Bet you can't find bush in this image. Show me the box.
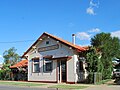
[0,70,5,80]
[86,72,102,84]
[0,64,12,80]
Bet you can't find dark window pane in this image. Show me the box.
[44,58,53,72]
[34,64,39,72]
[46,41,49,45]
[46,62,52,71]
[79,61,84,71]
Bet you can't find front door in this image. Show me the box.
[61,60,66,82]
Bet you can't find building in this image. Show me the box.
[10,59,28,81]
[22,32,87,84]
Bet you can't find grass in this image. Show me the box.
[0,81,46,87]
[49,85,88,89]
[95,79,112,85]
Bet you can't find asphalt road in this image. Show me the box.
[0,85,59,90]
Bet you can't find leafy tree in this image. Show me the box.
[3,47,20,66]
[1,64,11,80]
[0,47,20,80]
[91,32,120,79]
[86,46,103,83]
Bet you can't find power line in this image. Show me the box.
[0,40,35,44]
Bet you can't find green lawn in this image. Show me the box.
[49,85,88,89]
[95,79,112,85]
[0,81,46,87]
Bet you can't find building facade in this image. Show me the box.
[22,32,87,84]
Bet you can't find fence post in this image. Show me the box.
[94,72,96,84]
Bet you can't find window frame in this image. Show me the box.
[32,58,40,73]
[46,41,50,45]
[43,58,53,72]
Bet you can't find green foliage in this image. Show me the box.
[91,32,120,79]
[0,70,5,80]
[0,64,11,80]
[3,47,20,66]
[86,47,103,83]
[86,47,103,72]
[0,47,20,80]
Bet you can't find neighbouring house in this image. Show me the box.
[22,32,87,84]
[112,58,120,79]
[10,59,28,81]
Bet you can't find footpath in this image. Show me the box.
[84,80,120,90]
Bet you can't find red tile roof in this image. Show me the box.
[45,32,86,51]
[22,32,87,58]
[10,60,28,69]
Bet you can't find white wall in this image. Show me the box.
[28,58,57,81]
[27,36,76,82]
[67,54,79,83]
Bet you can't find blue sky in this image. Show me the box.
[0,0,120,63]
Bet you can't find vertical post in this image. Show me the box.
[94,72,96,84]
[60,61,61,83]
[72,34,76,45]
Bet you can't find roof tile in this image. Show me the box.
[22,32,87,57]
[10,60,28,69]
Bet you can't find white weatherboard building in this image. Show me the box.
[22,32,87,84]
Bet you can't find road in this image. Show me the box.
[0,85,59,90]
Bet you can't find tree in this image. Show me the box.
[1,47,20,80]
[1,64,11,80]
[91,32,120,79]
[86,46,103,83]
[3,47,20,66]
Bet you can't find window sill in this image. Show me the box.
[32,72,40,73]
[43,71,52,73]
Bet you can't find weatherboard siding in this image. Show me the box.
[27,37,77,82]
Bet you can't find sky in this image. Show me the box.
[0,0,120,63]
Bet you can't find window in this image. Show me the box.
[79,61,84,71]
[46,41,49,45]
[44,58,53,72]
[33,59,40,73]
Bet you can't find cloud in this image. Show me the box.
[86,0,99,15]
[111,30,120,39]
[86,7,96,15]
[0,55,3,64]
[90,0,99,8]
[88,28,101,33]
[76,32,91,40]
[0,55,3,58]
